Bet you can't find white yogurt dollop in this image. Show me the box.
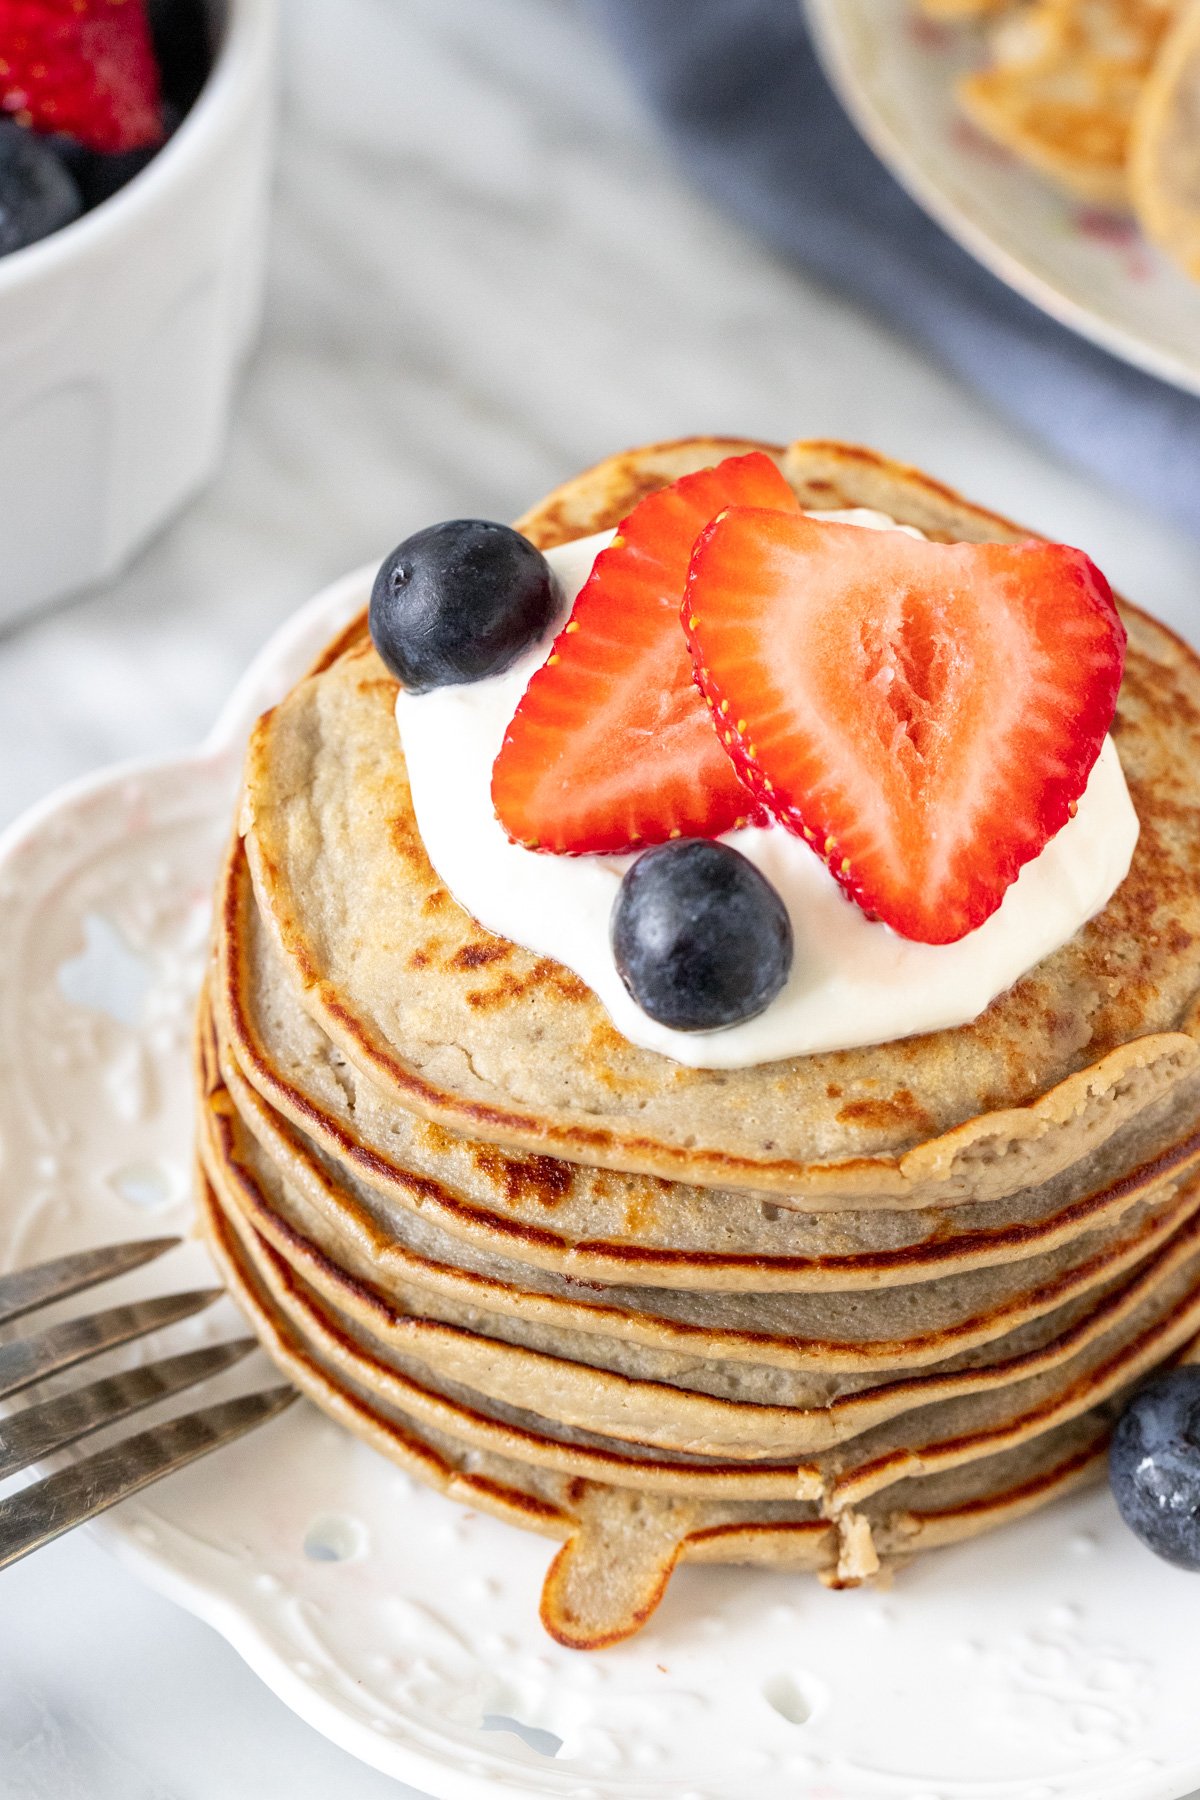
[396,515,1139,1069]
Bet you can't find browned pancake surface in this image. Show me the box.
[238,440,1200,1201]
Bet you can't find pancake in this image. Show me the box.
[1131,0,1200,276]
[204,993,1200,1396]
[204,1156,1127,1520]
[217,873,1200,1292]
[236,439,1200,1204]
[207,1010,1200,1383]
[206,1065,1200,1461]
[957,0,1179,207]
[201,977,1200,1483]
[201,1168,1148,1646]
[201,434,1200,1644]
[921,0,1016,15]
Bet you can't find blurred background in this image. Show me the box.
[3,0,1200,1794]
[5,0,1200,839]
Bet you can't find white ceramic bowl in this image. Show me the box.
[0,0,277,626]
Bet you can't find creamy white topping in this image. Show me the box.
[396,515,1139,1069]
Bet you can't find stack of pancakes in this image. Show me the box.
[197,438,1200,1648]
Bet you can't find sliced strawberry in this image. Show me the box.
[0,0,163,154]
[492,453,801,854]
[683,509,1126,945]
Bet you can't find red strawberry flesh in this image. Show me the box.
[492,453,801,855]
[0,0,163,153]
[683,509,1126,945]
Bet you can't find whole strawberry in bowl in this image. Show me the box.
[2,0,165,149]
[0,0,277,623]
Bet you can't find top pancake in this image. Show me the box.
[240,438,1200,1202]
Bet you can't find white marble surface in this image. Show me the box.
[3,0,1200,1794]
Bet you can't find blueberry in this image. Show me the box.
[0,123,81,258]
[611,840,793,1032]
[1109,1366,1200,1569]
[48,126,171,211]
[369,520,560,693]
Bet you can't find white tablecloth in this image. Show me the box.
[3,2,1200,1794]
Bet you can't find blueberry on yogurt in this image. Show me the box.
[370,520,561,693]
[611,839,793,1032]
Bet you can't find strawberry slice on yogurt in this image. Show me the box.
[491,453,799,855]
[682,508,1126,945]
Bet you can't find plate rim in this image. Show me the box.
[803,0,1200,401]
[102,1519,544,1798]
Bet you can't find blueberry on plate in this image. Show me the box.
[370,520,560,693]
[0,122,82,258]
[1109,1366,1200,1569]
[611,839,793,1032]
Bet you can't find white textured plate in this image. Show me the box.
[805,0,1200,397]
[4,577,1200,1800]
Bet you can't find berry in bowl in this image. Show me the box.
[0,0,276,623]
[0,0,219,255]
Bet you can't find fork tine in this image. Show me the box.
[0,1385,297,1572]
[0,1289,222,1402]
[0,1238,182,1328]
[0,1338,259,1481]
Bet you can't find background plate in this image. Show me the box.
[805,0,1200,398]
[3,577,1200,1799]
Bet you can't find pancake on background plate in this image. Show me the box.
[1131,0,1200,276]
[919,0,1200,283]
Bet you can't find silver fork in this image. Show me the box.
[0,1236,295,1570]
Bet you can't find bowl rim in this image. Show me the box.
[0,0,277,294]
